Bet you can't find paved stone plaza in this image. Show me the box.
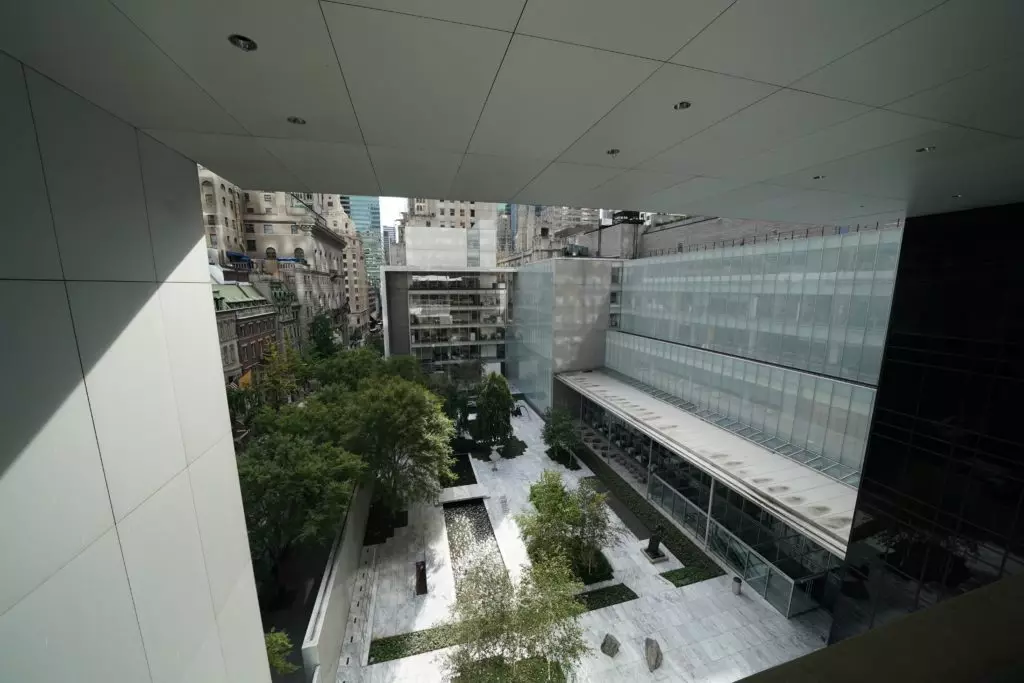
[336,404,829,683]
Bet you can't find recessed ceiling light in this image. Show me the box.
[606,148,621,156]
[916,145,937,153]
[952,193,963,198]
[673,101,692,111]
[812,175,826,180]
[228,34,258,52]
[287,116,307,125]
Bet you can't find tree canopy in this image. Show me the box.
[308,312,337,358]
[542,407,580,464]
[445,555,588,682]
[237,432,364,592]
[474,372,514,445]
[340,376,456,511]
[516,471,622,575]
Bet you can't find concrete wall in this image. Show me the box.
[552,259,616,374]
[384,271,410,356]
[405,226,468,267]
[0,54,268,682]
[301,485,373,683]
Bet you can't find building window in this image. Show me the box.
[206,215,216,226]
[460,209,465,216]
[263,193,273,201]
[246,239,257,251]
[244,222,255,233]
[244,192,250,201]
[328,201,334,207]
[426,221,431,227]
[291,225,299,234]
[223,216,229,227]
[221,196,226,206]
[204,193,214,206]
[265,207,274,214]
[294,247,305,259]
[449,208,455,216]
[541,227,549,237]
[263,224,273,234]
[470,209,475,217]
[246,206,254,213]
[209,234,218,246]
[266,247,277,259]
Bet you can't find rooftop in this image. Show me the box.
[558,369,856,557]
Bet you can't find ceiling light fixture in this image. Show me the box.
[673,100,692,111]
[287,116,307,125]
[916,145,937,153]
[952,193,963,198]
[606,148,620,156]
[812,175,826,180]
[228,34,258,52]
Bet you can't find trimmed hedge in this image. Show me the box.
[576,448,723,582]
[660,566,714,588]
[452,658,566,682]
[576,583,639,611]
[368,624,462,663]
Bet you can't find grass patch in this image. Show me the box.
[660,566,715,588]
[452,657,565,682]
[448,452,477,487]
[368,624,462,664]
[576,583,639,611]
[575,448,723,583]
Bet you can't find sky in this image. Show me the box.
[379,196,406,227]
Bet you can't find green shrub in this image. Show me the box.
[660,566,716,588]
[526,544,614,586]
[451,657,566,682]
[576,583,639,611]
[264,628,298,675]
[575,447,724,581]
[369,624,462,663]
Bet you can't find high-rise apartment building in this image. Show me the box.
[395,198,501,267]
[198,166,244,265]
[381,226,397,266]
[382,267,512,375]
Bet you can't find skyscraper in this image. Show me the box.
[343,196,383,289]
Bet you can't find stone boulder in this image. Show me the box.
[600,633,620,658]
[644,637,663,671]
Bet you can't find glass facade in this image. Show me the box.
[830,204,1024,643]
[605,331,874,483]
[508,261,554,411]
[619,228,901,385]
[577,394,842,617]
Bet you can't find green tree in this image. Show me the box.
[264,629,298,675]
[515,471,622,576]
[341,376,456,512]
[255,343,299,409]
[309,312,337,358]
[237,432,364,599]
[445,555,588,682]
[474,372,514,445]
[542,408,580,466]
[366,330,385,355]
[380,354,427,386]
[312,346,383,390]
[226,385,262,435]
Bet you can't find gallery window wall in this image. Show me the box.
[618,228,901,385]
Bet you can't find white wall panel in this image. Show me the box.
[27,69,156,283]
[158,282,232,463]
[68,281,187,520]
[0,281,113,615]
[0,54,61,280]
[0,530,151,683]
[118,472,222,683]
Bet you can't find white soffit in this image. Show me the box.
[1,0,1022,221]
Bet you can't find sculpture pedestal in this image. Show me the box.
[642,546,668,564]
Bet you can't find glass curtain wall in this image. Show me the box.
[508,261,554,412]
[578,394,841,617]
[605,331,873,483]
[619,229,901,385]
